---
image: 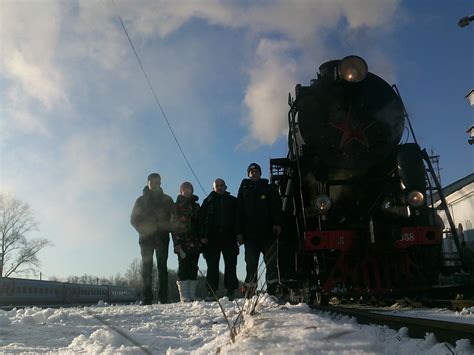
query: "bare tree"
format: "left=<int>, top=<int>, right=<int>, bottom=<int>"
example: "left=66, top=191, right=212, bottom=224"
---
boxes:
left=124, top=258, right=142, bottom=288
left=0, top=194, right=52, bottom=277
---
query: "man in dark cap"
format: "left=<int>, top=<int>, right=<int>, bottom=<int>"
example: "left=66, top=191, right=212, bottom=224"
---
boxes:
left=236, top=163, right=282, bottom=297
left=131, top=173, right=174, bottom=305
left=200, top=178, right=239, bottom=301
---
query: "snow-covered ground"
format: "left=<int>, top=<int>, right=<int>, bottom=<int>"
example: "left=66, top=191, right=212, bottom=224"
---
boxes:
left=1, top=296, right=473, bottom=354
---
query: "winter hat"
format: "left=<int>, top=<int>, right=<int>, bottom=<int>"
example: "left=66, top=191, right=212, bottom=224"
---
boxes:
left=247, top=163, right=261, bottom=176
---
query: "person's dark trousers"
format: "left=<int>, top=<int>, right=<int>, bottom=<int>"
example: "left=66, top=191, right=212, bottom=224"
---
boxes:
left=177, top=252, right=199, bottom=280
left=222, top=244, right=239, bottom=291
left=204, top=241, right=239, bottom=293
left=140, top=242, right=154, bottom=304
left=139, top=233, right=170, bottom=304
left=244, top=237, right=278, bottom=289
left=204, top=246, right=220, bottom=292
left=155, top=234, right=169, bottom=303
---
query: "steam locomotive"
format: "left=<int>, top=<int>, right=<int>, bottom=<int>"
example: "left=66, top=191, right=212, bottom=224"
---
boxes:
left=271, top=56, right=456, bottom=304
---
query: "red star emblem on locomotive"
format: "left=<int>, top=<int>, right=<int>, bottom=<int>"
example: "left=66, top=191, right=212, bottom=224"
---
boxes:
left=330, top=108, right=373, bottom=149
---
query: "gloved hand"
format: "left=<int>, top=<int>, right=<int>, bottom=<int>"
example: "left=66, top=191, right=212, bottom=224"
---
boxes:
left=236, top=234, right=244, bottom=246
left=178, top=249, right=187, bottom=259
left=175, top=245, right=187, bottom=259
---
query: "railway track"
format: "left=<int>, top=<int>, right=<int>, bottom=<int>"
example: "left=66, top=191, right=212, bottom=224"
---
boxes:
left=422, top=299, right=474, bottom=311
left=312, top=304, right=474, bottom=345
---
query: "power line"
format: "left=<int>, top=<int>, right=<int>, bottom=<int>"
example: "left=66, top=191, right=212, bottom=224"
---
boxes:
left=112, top=1, right=206, bottom=195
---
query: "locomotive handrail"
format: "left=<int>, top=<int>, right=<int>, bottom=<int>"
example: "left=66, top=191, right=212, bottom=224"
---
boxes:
left=288, top=104, right=308, bottom=230
left=393, top=85, right=418, bottom=146
left=422, top=149, right=466, bottom=271
left=392, top=84, right=418, bottom=144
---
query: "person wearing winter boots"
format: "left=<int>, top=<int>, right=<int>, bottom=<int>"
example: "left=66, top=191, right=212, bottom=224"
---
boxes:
left=131, top=173, right=174, bottom=305
left=200, top=178, right=239, bottom=301
left=171, top=182, right=201, bottom=302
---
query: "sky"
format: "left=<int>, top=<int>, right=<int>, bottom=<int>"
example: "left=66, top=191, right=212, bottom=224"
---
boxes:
left=1, top=297, right=473, bottom=353
left=0, top=0, right=473, bottom=281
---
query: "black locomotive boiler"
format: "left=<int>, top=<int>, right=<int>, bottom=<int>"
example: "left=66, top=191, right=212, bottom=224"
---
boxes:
left=271, top=56, right=448, bottom=304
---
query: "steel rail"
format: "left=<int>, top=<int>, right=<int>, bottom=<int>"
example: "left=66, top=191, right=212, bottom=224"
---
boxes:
left=311, top=305, right=474, bottom=346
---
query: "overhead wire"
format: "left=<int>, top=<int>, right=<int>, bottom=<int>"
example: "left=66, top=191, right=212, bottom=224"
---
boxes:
left=112, top=0, right=206, bottom=195
left=85, top=308, right=153, bottom=354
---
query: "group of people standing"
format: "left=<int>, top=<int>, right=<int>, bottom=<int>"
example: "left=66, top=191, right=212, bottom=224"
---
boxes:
left=130, top=163, right=282, bottom=304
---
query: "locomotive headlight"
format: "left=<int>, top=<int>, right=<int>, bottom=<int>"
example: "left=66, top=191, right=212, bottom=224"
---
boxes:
left=407, top=190, right=424, bottom=207
left=316, top=194, right=332, bottom=213
left=338, top=55, right=368, bottom=83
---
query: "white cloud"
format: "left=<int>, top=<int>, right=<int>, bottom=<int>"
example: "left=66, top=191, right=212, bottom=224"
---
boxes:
left=70, top=1, right=128, bottom=71
left=340, top=0, right=400, bottom=29
left=114, top=0, right=402, bottom=147
left=2, top=87, right=51, bottom=137
left=116, top=0, right=233, bottom=38
left=0, top=1, right=67, bottom=138
left=1, top=0, right=402, bottom=145
left=4, top=50, right=66, bottom=110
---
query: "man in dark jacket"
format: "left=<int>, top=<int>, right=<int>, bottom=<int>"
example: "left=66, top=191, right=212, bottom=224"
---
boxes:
left=131, top=173, right=173, bottom=305
left=200, top=178, right=239, bottom=300
left=236, top=163, right=282, bottom=297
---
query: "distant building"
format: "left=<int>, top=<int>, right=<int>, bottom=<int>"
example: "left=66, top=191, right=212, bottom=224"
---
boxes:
left=466, top=89, right=474, bottom=106
left=432, top=173, right=474, bottom=249
left=467, top=125, right=474, bottom=145
left=467, top=89, right=474, bottom=145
